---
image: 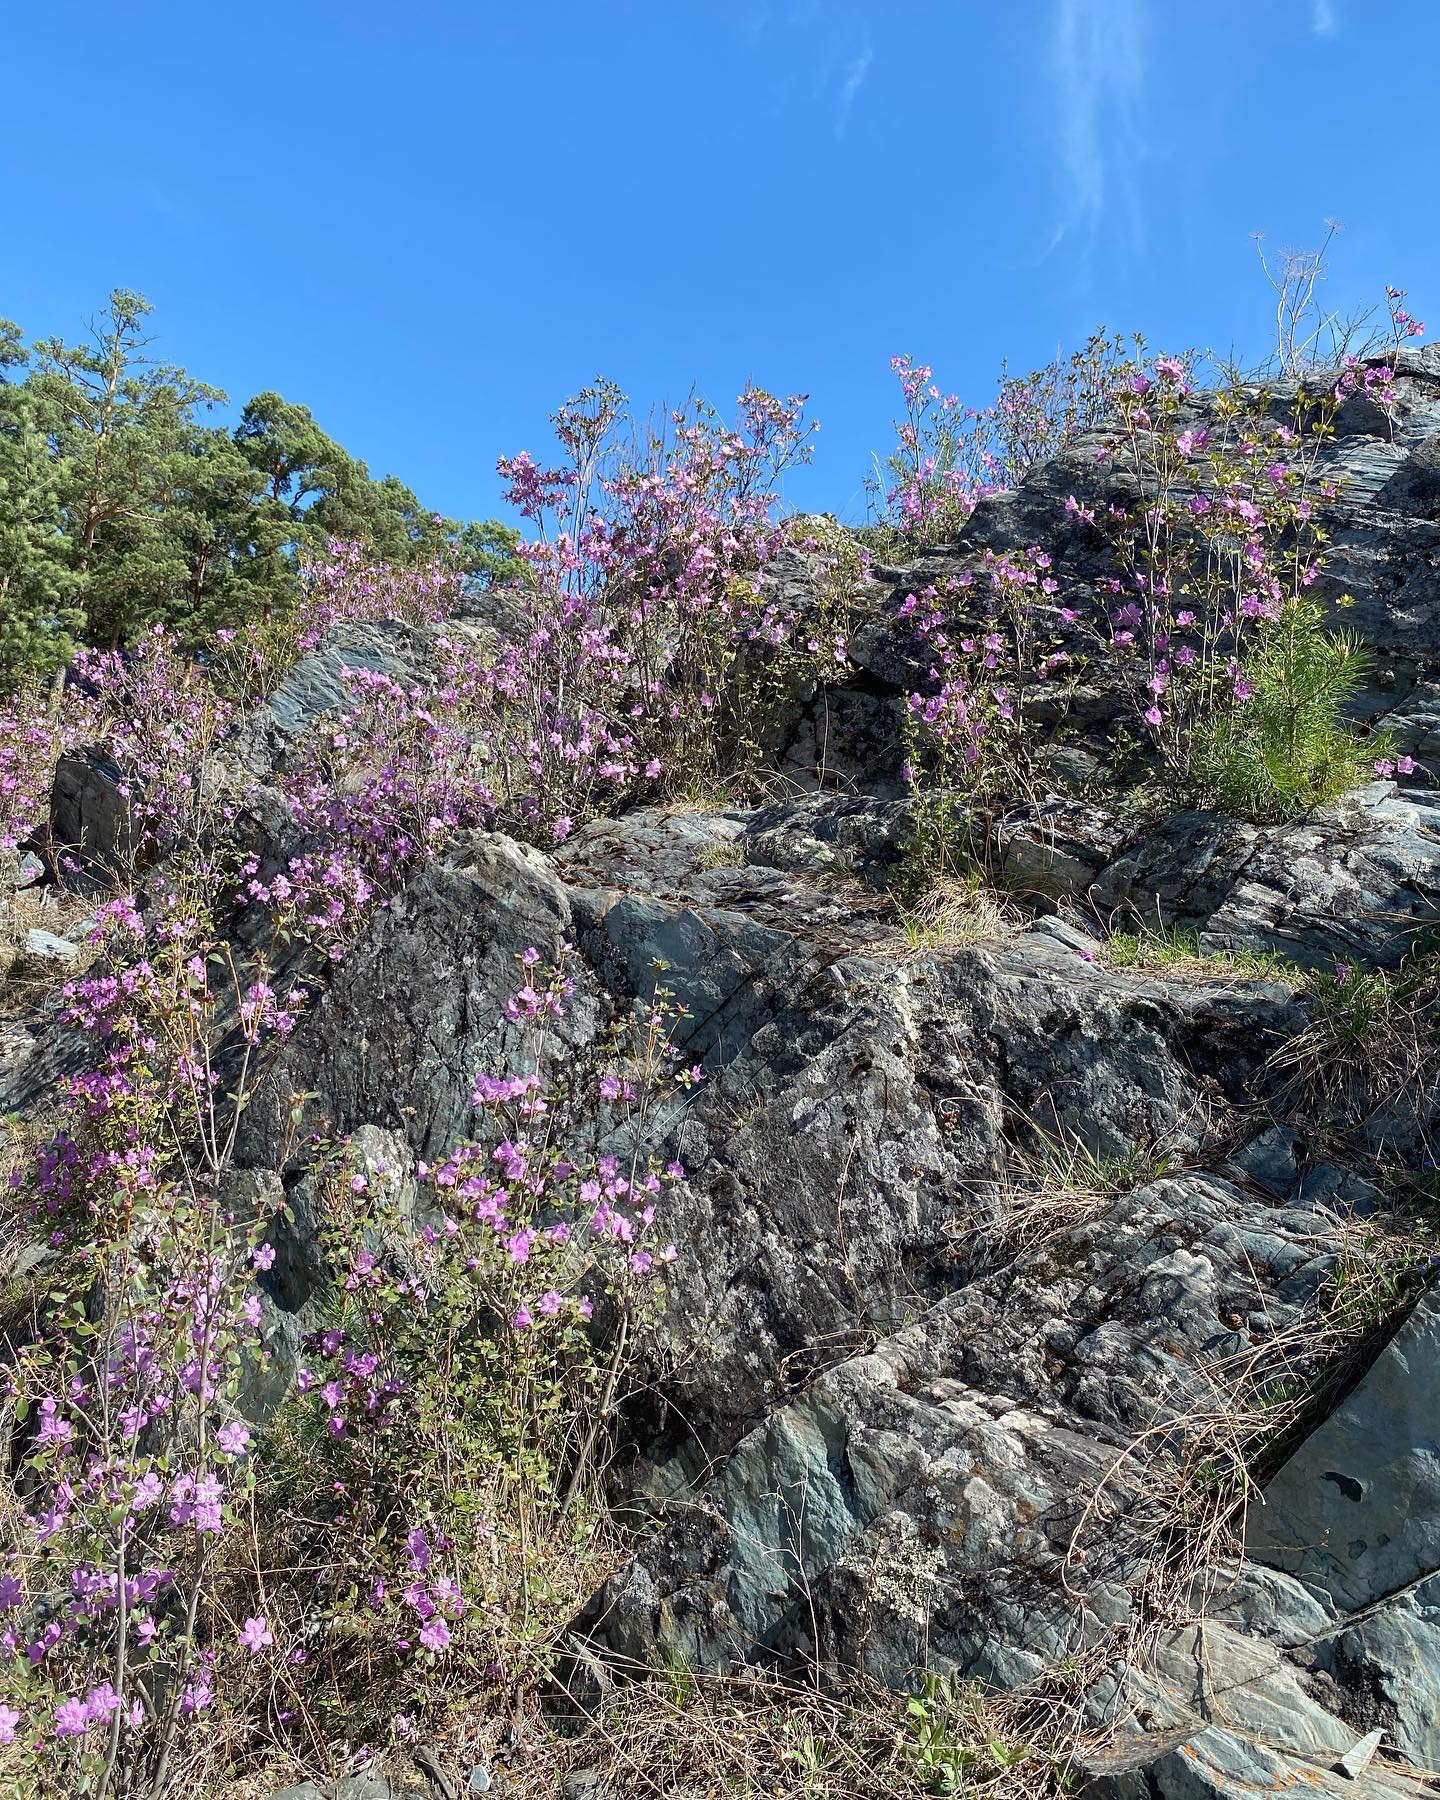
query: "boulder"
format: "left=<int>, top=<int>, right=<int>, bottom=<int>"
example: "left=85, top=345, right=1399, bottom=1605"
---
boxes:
left=1249, top=1285, right=1440, bottom=1615
left=1075, top=1724, right=1422, bottom=1798
left=13, top=928, right=79, bottom=978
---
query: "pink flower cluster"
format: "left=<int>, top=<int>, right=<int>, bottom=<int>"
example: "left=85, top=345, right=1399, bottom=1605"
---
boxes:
left=296, top=538, right=464, bottom=654
left=275, top=946, right=691, bottom=1680
left=0, top=871, right=298, bottom=1772
left=879, top=356, right=1000, bottom=537
left=68, top=627, right=235, bottom=865
left=296, top=1329, right=405, bottom=1440
left=239, top=386, right=820, bottom=960
left=897, top=325, right=1427, bottom=807
left=900, top=547, right=1059, bottom=791
left=876, top=334, right=1141, bottom=545
left=1060, top=352, right=1351, bottom=743
left=0, top=688, right=96, bottom=855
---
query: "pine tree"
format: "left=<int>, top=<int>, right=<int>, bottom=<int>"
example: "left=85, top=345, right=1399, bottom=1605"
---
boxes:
left=0, top=292, right=524, bottom=690
left=0, top=323, right=81, bottom=686
left=23, top=289, right=225, bottom=644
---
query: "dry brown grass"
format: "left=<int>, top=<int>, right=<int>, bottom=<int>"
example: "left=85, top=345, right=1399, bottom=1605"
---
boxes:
left=886, top=877, right=1020, bottom=959
left=1272, top=948, right=1440, bottom=1138
left=517, top=1669, right=1061, bottom=1800
left=219, top=1664, right=1077, bottom=1800
left=0, top=880, right=98, bottom=1013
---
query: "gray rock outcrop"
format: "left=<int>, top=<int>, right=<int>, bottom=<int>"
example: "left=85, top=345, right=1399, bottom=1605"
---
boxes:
left=22, top=348, right=1440, bottom=1795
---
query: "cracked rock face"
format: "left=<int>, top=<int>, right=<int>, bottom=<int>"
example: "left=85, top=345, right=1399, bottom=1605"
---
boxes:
left=1246, top=1288, right=1440, bottom=1768
left=1250, top=1287, right=1440, bottom=1614
left=216, top=789, right=1440, bottom=1779
left=18, top=348, right=1440, bottom=1795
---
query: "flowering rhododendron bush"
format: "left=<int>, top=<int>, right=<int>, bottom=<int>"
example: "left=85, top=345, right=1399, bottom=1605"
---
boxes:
left=0, top=691, right=97, bottom=859
left=895, top=296, right=1423, bottom=857
left=0, top=853, right=691, bottom=1792
left=71, top=632, right=238, bottom=869
left=234, top=383, right=835, bottom=952
left=1, top=628, right=231, bottom=882
left=0, top=291, right=1431, bottom=1795
left=257, top=950, right=692, bottom=1705
left=0, top=877, right=303, bottom=1793
left=495, top=378, right=826, bottom=782
left=871, top=332, right=1143, bottom=545
left=207, top=540, right=466, bottom=710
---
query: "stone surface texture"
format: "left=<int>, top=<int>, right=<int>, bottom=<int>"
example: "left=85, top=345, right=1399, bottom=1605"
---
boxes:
left=13, top=350, right=1440, bottom=1797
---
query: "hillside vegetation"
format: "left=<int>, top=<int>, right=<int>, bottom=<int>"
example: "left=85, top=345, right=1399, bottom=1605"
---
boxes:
left=0, top=275, right=1437, bottom=1800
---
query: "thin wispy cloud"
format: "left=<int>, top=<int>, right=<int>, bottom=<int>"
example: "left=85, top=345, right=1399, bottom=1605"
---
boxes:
left=834, top=31, right=874, bottom=139
left=1046, top=0, right=1147, bottom=257
left=1312, top=0, right=1339, bottom=36
left=740, top=5, right=874, bottom=137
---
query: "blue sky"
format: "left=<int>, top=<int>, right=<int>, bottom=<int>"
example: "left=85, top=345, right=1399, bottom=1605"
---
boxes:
left=3, top=0, right=1438, bottom=527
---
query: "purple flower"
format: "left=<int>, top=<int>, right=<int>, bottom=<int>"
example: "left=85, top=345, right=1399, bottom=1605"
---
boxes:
left=181, top=1677, right=213, bottom=1716
left=53, top=1697, right=90, bottom=1737
left=419, top=1617, right=451, bottom=1652
left=131, top=1471, right=163, bottom=1512
left=0, top=1704, right=19, bottom=1744
left=36, top=1396, right=72, bottom=1448
left=238, top=1616, right=273, bottom=1654
left=84, top=1684, right=120, bottom=1722
left=217, top=1421, right=251, bottom=1458
left=403, top=1581, right=435, bottom=1620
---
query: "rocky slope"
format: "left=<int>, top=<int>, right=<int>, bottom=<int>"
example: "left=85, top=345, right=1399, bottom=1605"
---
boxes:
left=9, top=350, right=1440, bottom=1799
